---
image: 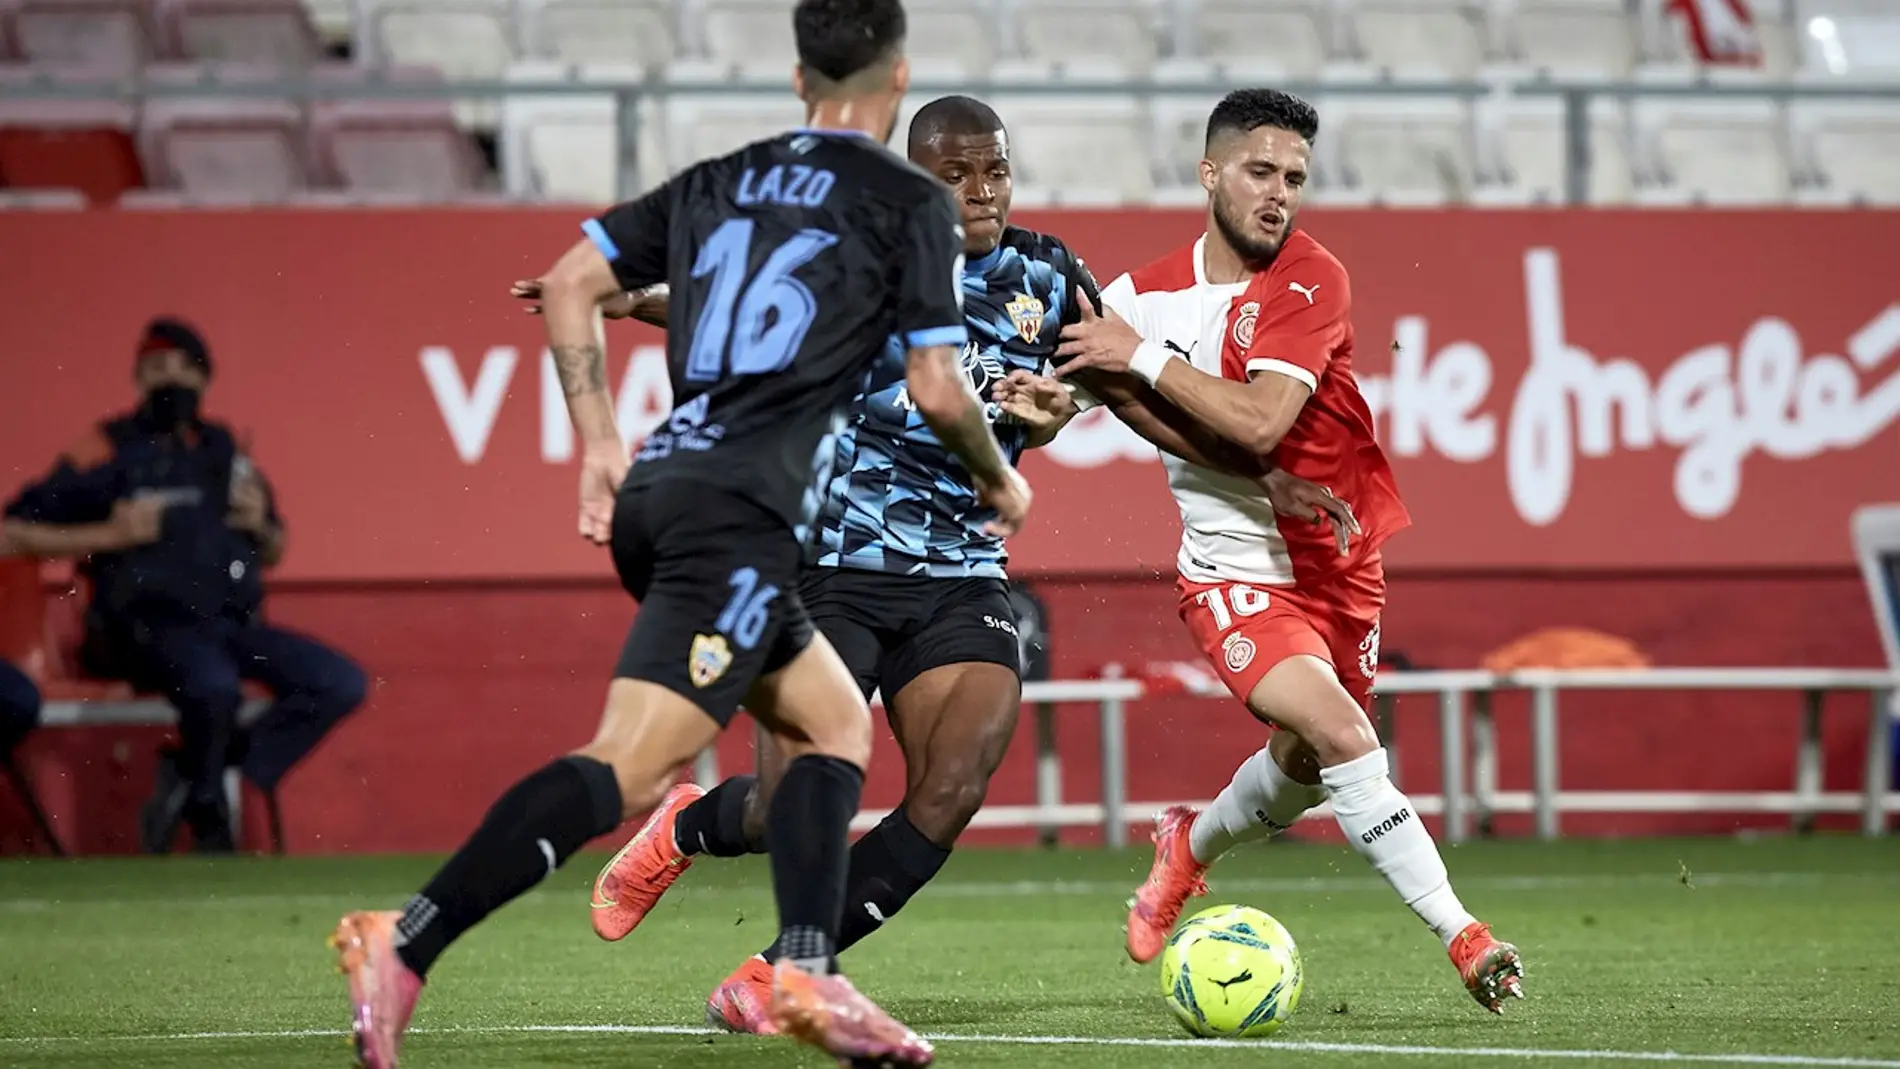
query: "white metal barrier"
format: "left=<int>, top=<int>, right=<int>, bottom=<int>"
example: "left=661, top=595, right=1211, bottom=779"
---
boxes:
left=41, top=669, right=1898, bottom=848
left=693, top=668, right=1899, bottom=846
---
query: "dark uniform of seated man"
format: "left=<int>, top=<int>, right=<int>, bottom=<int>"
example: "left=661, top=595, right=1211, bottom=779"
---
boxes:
left=0, top=659, right=38, bottom=755
left=1, top=319, right=367, bottom=853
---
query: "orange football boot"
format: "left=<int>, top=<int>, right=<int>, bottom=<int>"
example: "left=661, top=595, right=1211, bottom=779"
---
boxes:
left=770, top=960, right=933, bottom=1067
left=590, top=782, right=704, bottom=941
left=1125, top=805, right=1209, bottom=963
left=1449, top=921, right=1526, bottom=1014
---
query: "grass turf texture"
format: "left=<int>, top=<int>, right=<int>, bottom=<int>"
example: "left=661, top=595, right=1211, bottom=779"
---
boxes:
left=2, top=836, right=1897, bottom=1068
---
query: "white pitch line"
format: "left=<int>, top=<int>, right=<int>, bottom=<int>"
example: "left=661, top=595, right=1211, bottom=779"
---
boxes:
left=2, top=871, right=1894, bottom=914
left=2, top=1023, right=1897, bottom=1068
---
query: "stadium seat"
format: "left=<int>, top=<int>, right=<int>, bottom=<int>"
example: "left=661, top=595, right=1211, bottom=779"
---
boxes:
left=501, top=60, right=661, bottom=202
left=1012, top=0, right=1165, bottom=74
left=155, top=0, right=321, bottom=67
left=696, top=0, right=798, bottom=75
left=518, top=0, right=673, bottom=68
left=1633, top=98, right=1792, bottom=204
left=364, top=0, right=517, bottom=115
left=139, top=62, right=307, bottom=197
left=1326, top=97, right=1479, bottom=205
left=0, top=63, right=146, bottom=203
left=1348, top=0, right=1497, bottom=80
left=1475, top=93, right=1636, bottom=205
left=310, top=63, right=485, bottom=196
left=904, top=0, right=1003, bottom=77
left=661, top=61, right=802, bottom=173
left=1791, top=101, right=1900, bottom=205
left=989, top=88, right=1152, bottom=203
left=1502, top=0, right=1642, bottom=78
left=1796, top=0, right=1900, bottom=78
left=14, top=0, right=162, bottom=70
left=1181, top=0, right=1338, bottom=78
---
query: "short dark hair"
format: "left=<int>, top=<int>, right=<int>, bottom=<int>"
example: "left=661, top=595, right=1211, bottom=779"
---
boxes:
left=907, top=94, right=1003, bottom=155
left=1205, top=88, right=1319, bottom=152
left=794, top=0, right=906, bottom=88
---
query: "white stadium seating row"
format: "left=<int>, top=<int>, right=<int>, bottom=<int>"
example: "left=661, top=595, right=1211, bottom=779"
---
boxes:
left=7, top=0, right=1899, bottom=81
left=0, top=0, right=1895, bottom=207
left=527, top=75, right=1900, bottom=205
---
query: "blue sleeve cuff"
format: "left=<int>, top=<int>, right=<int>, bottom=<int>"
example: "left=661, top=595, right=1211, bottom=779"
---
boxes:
left=904, top=325, right=968, bottom=349
left=581, top=218, right=620, bottom=262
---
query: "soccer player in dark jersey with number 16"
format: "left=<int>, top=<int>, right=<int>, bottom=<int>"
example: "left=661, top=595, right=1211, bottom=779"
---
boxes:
left=327, top=2, right=1025, bottom=1066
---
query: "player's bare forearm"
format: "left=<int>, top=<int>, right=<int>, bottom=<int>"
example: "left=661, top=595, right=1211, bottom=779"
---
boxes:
left=1067, top=368, right=1267, bottom=475
left=540, top=239, right=626, bottom=446
left=1108, top=394, right=1269, bottom=476
left=1149, top=360, right=1309, bottom=456
left=907, top=345, right=1010, bottom=484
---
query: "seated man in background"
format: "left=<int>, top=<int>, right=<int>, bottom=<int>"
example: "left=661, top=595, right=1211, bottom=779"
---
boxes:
left=1, top=319, right=367, bottom=853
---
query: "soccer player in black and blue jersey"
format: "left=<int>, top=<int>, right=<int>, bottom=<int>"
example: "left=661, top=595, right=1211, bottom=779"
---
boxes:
left=581, top=95, right=1106, bottom=1034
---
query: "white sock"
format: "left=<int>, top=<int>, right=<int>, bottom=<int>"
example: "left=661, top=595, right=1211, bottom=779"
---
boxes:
left=1188, top=745, right=1327, bottom=865
left=1322, top=748, right=1476, bottom=947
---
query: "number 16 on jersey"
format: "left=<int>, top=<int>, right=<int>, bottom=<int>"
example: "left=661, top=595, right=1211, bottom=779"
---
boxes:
left=687, top=218, right=839, bottom=383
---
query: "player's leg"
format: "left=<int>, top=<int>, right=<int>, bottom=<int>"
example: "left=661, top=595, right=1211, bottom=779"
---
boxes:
left=595, top=572, right=885, bottom=942
left=820, top=577, right=1023, bottom=954
left=741, top=625, right=934, bottom=1066
left=333, top=673, right=722, bottom=1069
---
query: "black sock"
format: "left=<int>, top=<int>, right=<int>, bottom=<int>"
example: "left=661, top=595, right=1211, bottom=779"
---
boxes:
left=763, top=807, right=951, bottom=963
left=765, top=754, right=863, bottom=975
left=673, top=774, right=763, bottom=857
left=393, top=756, right=622, bottom=978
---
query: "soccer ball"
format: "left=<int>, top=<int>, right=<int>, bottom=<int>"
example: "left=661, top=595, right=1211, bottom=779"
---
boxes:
left=1158, top=904, right=1304, bottom=1038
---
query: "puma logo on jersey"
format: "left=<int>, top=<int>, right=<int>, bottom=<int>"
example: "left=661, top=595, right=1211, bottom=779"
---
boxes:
left=1288, top=281, right=1320, bottom=305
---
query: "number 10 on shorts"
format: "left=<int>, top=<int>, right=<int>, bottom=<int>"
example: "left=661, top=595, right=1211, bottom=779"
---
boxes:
left=1194, top=584, right=1271, bottom=632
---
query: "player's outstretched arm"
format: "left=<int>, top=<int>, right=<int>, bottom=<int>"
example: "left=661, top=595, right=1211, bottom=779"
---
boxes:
left=907, top=345, right=1031, bottom=537
left=1054, top=292, right=1311, bottom=456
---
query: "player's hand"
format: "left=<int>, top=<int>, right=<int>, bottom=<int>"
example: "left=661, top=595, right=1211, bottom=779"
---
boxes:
left=577, top=440, right=629, bottom=545
left=1052, top=290, right=1143, bottom=378
left=992, top=370, right=1077, bottom=432
left=1260, top=470, right=1359, bottom=556
left=975, top=467, right=1032, bottom=538
left=511, top=279, right=657, bottom=321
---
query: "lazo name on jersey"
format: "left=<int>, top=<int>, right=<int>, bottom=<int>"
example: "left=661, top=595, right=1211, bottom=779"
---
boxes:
left=892, top=341, right=1011, bottom=424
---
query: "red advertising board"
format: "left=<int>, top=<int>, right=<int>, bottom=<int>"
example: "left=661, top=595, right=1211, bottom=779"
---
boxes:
left=1, top=208, right=1895, bottom=581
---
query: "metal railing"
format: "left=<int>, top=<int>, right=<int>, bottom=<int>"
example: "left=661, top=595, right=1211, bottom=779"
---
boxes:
left=39, top=666, right=1900, bottom=845
left=9, top=71, right=1900, bottom=204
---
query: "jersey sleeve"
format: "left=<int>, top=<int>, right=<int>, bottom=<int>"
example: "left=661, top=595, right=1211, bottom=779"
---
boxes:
left=581, top=180, right=674, bottom=292
left=1055, top=244, right=1104, bottom=328
left=1242, top=254, right=1351, bottom=391
left=894, top=186, right=970, bottom=350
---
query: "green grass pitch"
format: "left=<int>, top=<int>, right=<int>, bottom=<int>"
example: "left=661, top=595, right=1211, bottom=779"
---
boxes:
left=2, top=836, right=1897, bottom=1068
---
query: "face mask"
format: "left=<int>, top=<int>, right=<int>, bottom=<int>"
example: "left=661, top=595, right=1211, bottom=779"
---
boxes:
left=142, top=384, right=202, bottom=428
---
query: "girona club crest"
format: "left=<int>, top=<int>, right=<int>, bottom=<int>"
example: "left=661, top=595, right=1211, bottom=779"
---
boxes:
left=1232, top=300, right=1260, bottom=350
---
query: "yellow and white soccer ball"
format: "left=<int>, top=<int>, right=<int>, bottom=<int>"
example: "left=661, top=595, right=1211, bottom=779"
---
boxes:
left=1158, top=904, right=1304, bottom=1038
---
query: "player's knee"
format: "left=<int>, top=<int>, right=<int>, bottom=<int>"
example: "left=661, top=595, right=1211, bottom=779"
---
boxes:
left=905, top=765, right=990, bottom=844
left=1307, top=713, right=1380, bottom=768
left=1268, top=731, right=1325, bottom=785
left=799, top=704, right=872, bottom=770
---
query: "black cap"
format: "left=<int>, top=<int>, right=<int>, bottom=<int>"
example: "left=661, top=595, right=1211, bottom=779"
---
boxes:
left=136, top=318, right=212, bottom=379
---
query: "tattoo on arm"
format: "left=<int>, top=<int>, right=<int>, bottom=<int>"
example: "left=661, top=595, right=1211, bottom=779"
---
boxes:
left=552, top=343, right=607, bottom=398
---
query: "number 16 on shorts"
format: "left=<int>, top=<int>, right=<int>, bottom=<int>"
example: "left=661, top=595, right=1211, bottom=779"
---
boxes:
left=1194, top=584, right=1271, bottom=675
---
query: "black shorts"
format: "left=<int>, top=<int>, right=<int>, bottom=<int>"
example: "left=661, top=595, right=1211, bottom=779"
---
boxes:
left=610, top=482, right=814, bottom=726
left=800, top=568, right=1021, bottom=702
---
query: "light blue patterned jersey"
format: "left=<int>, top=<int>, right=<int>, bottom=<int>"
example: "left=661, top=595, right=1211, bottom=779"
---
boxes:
left=812, top=226, right=1098, bottom=578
